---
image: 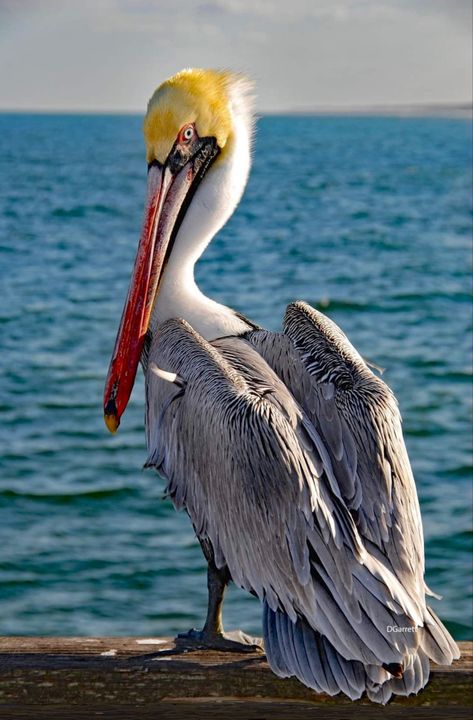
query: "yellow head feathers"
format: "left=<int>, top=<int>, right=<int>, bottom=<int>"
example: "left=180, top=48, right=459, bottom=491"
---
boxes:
left=143, top=69, right=252, bottom=164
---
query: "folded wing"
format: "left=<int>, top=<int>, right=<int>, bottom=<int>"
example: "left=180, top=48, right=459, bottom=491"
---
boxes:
left=144, top=312, right=458, bottom=703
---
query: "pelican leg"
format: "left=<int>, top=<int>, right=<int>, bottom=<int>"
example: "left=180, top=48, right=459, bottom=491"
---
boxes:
left=202, top=558, right=228, bottom=636
left=177, top=542, right=263, bottom=653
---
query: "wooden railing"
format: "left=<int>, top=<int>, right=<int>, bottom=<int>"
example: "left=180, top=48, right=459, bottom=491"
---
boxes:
left=0, top=637, right=471, bottom=718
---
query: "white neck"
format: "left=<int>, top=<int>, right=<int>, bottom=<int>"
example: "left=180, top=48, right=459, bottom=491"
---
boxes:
left=150, top=90, right=254, bottom=341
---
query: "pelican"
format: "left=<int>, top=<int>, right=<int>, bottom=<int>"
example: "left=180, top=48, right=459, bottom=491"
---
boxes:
left=103, top=69, right=459, bottom=703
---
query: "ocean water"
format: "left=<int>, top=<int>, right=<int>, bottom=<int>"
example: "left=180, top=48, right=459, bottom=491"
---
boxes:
left=0, top=113, right=471, bottom=640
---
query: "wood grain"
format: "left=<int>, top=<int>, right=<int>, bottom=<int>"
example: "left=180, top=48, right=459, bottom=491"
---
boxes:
left=0, top=637, right=471, bottom=719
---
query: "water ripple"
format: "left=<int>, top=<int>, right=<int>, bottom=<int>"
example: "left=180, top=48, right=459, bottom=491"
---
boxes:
left=0, top=112, right=471, bottom=638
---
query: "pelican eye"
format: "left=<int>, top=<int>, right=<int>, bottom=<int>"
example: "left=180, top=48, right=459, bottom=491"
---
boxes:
left=179, top=124, right=195, bottom=144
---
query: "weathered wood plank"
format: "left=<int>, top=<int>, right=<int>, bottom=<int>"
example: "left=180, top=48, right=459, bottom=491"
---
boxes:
left=0, top=638, right=471, bottom=719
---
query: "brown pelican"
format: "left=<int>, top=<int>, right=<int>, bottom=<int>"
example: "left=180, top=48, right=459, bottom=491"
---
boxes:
left=103, top=69, right=459, bottom=703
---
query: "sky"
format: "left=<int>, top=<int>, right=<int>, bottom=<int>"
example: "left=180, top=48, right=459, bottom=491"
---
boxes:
left=0, top=0, right=471, bottom=112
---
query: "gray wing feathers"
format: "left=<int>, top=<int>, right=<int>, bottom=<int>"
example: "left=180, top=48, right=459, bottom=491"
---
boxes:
left=263, top=603, right=432, bottom=704
left=248, top=301, right=425, bottom=593
left=145, top=312, right=458, bottom=703
left=249, top=302, right=458, bottom=674
left=146, top=320, right=364, bottom=622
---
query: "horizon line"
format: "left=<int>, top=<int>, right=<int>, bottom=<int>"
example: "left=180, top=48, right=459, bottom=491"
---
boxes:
left=0, top=101, right=471, bottom=119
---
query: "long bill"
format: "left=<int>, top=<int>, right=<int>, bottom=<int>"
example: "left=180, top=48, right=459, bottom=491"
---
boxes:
left=103, top=140, right=218, bottom=433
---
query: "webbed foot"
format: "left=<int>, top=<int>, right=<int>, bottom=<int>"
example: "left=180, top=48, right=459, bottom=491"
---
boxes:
left=176, top=627, right=264, bottom=653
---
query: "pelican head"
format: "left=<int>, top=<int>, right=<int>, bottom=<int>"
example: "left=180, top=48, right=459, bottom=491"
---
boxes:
left=104, top=68, right=254, bottom=433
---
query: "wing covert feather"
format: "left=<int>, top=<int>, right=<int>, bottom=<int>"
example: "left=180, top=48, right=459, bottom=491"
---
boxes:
left=144, top=317, right=435, bottom=667
left=247, top=301, right=424, bottom=597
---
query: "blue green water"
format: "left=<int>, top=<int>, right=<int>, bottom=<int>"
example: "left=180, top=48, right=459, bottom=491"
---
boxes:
left=0, top=113, right=471, bottom=639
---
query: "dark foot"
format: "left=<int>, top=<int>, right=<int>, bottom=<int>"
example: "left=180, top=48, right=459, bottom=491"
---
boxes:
left=176, top=628, right=264, bottom=653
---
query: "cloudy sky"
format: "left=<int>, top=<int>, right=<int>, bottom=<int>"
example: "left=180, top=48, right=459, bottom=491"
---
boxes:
left=0, top=0, right=471, bottom=112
